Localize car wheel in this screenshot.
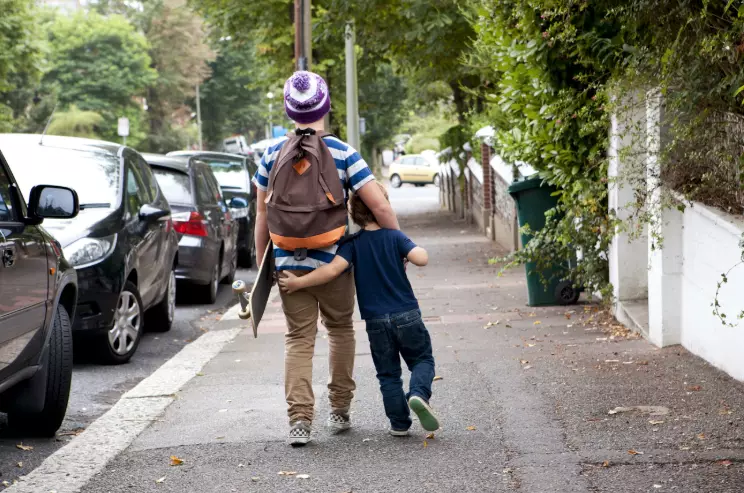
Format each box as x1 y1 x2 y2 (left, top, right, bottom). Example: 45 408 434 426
147 267 176 332
201 263 219 304
434 174 441 187
7 305 73 437
390 174 402 188
221 250 237 285
99 281 143 364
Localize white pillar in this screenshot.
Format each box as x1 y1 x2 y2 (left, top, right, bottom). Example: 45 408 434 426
608 92 649 302
646 88 682 346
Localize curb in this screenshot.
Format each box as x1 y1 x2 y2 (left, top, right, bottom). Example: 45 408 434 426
6 304 245 493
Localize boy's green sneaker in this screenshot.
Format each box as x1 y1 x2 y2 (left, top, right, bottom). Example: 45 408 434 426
408 396 440 431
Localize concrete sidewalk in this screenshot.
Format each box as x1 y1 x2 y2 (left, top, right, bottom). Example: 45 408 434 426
77 208 744 492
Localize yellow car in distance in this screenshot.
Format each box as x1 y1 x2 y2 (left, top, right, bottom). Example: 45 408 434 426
386 154 440 188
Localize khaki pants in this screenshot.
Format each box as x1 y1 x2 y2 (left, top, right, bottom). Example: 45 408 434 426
279 270 356 424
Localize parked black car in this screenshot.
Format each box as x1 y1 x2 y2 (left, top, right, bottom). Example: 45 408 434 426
0 146 79 436
167 151 257 267
144 154 238 304
0 135 179 365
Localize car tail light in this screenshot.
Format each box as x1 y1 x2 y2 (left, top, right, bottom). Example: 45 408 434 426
172 211 208 237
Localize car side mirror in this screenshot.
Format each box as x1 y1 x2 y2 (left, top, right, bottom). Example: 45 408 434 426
229 197 248 209
28 185 79 221
139 204 169 222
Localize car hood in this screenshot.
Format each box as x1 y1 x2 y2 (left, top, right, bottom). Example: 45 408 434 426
41 209 118 247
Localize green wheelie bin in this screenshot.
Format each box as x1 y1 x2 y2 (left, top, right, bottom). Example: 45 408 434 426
507 176 580 306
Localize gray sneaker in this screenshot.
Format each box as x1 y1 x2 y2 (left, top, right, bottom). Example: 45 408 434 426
288 421 311 446
408 396 440 432
327 413 351 433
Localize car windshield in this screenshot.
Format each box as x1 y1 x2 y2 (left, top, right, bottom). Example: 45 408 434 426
1 141 121 208
152 168 193 205
202 159 246 190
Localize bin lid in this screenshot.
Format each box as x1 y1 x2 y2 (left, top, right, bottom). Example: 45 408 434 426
507 174 545 195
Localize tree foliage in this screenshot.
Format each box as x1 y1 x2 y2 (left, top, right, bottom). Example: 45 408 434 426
44 11 156 144
0 0 43 131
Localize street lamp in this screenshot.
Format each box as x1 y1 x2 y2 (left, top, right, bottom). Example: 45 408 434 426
266 92 275 139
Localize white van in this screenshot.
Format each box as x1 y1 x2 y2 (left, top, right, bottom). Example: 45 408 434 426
222 135 250 155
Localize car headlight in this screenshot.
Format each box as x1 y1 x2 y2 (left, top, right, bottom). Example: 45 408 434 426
63 234 117 268
229 207 249 219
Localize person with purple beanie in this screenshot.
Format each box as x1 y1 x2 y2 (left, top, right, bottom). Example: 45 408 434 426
253 71 401 446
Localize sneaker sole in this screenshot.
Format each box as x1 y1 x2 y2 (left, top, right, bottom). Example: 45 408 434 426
408 396 440 432
327 421 351 433
389 429 410 437
289 436 310 447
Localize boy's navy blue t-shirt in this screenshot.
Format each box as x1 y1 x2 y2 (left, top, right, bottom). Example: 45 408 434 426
336 229 419 320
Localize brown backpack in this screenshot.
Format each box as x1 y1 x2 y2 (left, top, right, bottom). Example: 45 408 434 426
265 128 348 257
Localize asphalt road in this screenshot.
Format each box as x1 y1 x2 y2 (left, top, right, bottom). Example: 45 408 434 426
0 267 256 488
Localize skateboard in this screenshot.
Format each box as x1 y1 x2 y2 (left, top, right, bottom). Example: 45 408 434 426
231 240 275 338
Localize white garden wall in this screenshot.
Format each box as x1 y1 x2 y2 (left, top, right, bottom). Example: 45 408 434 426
679 203 744 380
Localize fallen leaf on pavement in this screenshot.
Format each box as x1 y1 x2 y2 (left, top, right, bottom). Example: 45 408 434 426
637 361 649 365
533 320 542 325
16 462 22 468
362 438 371 442
697 433 705 440
505 324 512 328
155 477 166 484
627 449 643 455
519 359 529 365
483 321 500 329
238 464 245 468
218 409 228 413
649 420 665 425
426 433 435 439
16 443 33 451
602 461 609 467
523 365 533 370
719 408 733 415
1 481 8 487
297 474 310 479
688 385 702 391
466 426 476 431
608 406 669 416
718 460 732 467
433 376 443 382
196 372 205 377
251 477 260 482
423 440 428 448
278 471 298 476
653 485 662 489
57 428 85 437
526 343 536 347
170 456 184 466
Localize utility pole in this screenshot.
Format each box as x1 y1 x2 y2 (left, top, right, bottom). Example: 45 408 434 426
195 84 203 150
294 0 312 71
345 22 360 150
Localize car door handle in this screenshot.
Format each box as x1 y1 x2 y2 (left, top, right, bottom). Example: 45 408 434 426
2 245 16 268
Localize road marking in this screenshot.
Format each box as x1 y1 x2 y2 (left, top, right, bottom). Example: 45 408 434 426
6 311 243 493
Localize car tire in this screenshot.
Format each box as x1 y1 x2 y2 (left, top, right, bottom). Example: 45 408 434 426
221 250 237 285
147 267 176 333
434 174 441 187
201 263 219 304
98 281 143 365
390 174 402 188
239 233 255 268
7 305 73 437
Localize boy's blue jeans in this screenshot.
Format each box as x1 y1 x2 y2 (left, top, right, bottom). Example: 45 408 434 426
365 309 435 431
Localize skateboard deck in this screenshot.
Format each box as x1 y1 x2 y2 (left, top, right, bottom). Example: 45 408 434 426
232 240 274 338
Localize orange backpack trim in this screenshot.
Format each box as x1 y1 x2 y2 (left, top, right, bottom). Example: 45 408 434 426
270 225 346 251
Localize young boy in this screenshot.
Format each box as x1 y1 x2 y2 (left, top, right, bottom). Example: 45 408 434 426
278 182 440 436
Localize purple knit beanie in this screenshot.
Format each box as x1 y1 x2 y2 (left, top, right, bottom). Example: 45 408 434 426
284 71 331 124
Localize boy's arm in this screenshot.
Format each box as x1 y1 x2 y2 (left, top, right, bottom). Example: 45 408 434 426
278 256 350 293
407 246 428 266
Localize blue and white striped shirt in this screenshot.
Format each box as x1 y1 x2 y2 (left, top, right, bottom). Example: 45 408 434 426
253 135 375 271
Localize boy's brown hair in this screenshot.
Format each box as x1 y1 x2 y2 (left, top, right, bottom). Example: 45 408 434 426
349 181 388 226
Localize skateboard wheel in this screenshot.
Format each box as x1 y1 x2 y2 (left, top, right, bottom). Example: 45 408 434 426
238 308 251 320
232 280 246 294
